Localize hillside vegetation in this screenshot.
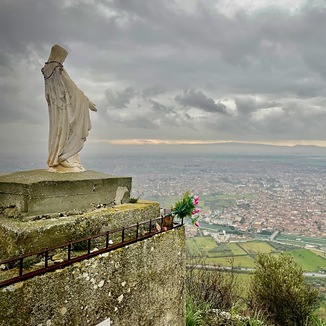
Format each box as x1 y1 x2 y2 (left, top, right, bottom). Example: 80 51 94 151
186 236 326 323
186 253 325 326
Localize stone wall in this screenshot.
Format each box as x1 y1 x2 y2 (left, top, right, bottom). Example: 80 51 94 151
0 201 160 259
0 227 186 326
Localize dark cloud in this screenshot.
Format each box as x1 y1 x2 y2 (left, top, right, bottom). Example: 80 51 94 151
150 100 176 114
175 89 227 114
98 95 196 133
148 99 196 129
142 85 166 98
105 87 137 109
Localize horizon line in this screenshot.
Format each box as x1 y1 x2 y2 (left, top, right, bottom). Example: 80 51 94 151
90 139 326 147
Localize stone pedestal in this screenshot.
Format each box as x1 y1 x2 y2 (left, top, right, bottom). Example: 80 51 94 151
0 169 138 259
0 169 132 219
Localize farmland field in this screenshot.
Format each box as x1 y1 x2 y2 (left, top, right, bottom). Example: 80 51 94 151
239 241 276 254
151 194 253 212
228 243 247 255
289 248 326 272
311 249 326 257
186 236 217 257
269 249 326 272
186 236 326 272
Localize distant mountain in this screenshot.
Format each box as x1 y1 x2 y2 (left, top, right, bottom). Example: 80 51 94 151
198 142 326 155
81 141 326 157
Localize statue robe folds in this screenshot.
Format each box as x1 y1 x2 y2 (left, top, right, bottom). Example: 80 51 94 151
42 63 91 169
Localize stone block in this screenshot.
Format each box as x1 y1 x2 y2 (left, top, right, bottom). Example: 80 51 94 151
0 200 160 259
0 170 132 219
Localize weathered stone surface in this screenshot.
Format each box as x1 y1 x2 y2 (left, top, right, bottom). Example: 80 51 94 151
0 200 159 259
0 228 186 326
0 170 132 219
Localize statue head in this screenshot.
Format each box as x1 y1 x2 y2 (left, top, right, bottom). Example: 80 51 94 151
47 44 68 64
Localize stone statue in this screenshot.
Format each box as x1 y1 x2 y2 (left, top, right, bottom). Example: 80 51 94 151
41 44 97 172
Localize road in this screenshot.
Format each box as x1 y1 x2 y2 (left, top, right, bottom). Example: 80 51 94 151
187 264 326 278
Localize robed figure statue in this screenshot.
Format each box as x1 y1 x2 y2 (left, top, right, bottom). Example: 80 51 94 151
41 44 97 172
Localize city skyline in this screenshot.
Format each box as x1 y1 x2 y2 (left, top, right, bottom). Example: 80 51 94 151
1 0 326 156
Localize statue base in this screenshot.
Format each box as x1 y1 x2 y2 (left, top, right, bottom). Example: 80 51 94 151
0 169 132 219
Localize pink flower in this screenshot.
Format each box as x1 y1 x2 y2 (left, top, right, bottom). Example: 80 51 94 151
192 207 201 215
193 196 199 205
195 221 200 227
163 227 167 231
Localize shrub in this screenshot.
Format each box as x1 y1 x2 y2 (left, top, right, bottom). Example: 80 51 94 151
248 253 319 326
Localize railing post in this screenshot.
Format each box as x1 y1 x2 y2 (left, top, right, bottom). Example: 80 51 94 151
136 222 139 239
160 216 163 232
45 248 49 268
68 241 72 260
149 219 152 233
87 238 91 254
106 231 110 248
122 227 125 243
19 258 23 277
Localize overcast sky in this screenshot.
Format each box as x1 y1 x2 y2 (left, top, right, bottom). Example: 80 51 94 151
1 0 326 157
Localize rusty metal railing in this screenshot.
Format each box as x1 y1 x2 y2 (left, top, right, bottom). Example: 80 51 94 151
0 216 183 288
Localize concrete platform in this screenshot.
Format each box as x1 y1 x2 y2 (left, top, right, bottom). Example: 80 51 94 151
0 170 132 219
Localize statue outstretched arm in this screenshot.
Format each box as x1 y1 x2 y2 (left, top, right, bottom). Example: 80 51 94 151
89 101 97 112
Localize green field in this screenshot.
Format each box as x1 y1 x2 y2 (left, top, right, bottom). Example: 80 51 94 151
186 236 233 258
186 236 326 272
228 243 247 255
147 193 253 213
239 241 276 254
186 236 217 257
311 249 326 257
268 249 326 272
198 193 253 212
289 249 326 272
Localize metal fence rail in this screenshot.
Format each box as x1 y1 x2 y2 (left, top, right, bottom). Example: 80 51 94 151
0 216 183 288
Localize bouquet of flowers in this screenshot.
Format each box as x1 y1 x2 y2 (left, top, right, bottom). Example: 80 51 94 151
172 191 200 227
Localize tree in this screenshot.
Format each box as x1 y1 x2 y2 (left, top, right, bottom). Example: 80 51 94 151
248 253 319 326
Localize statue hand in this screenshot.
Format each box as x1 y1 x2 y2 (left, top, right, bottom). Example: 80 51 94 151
89 101 97 112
